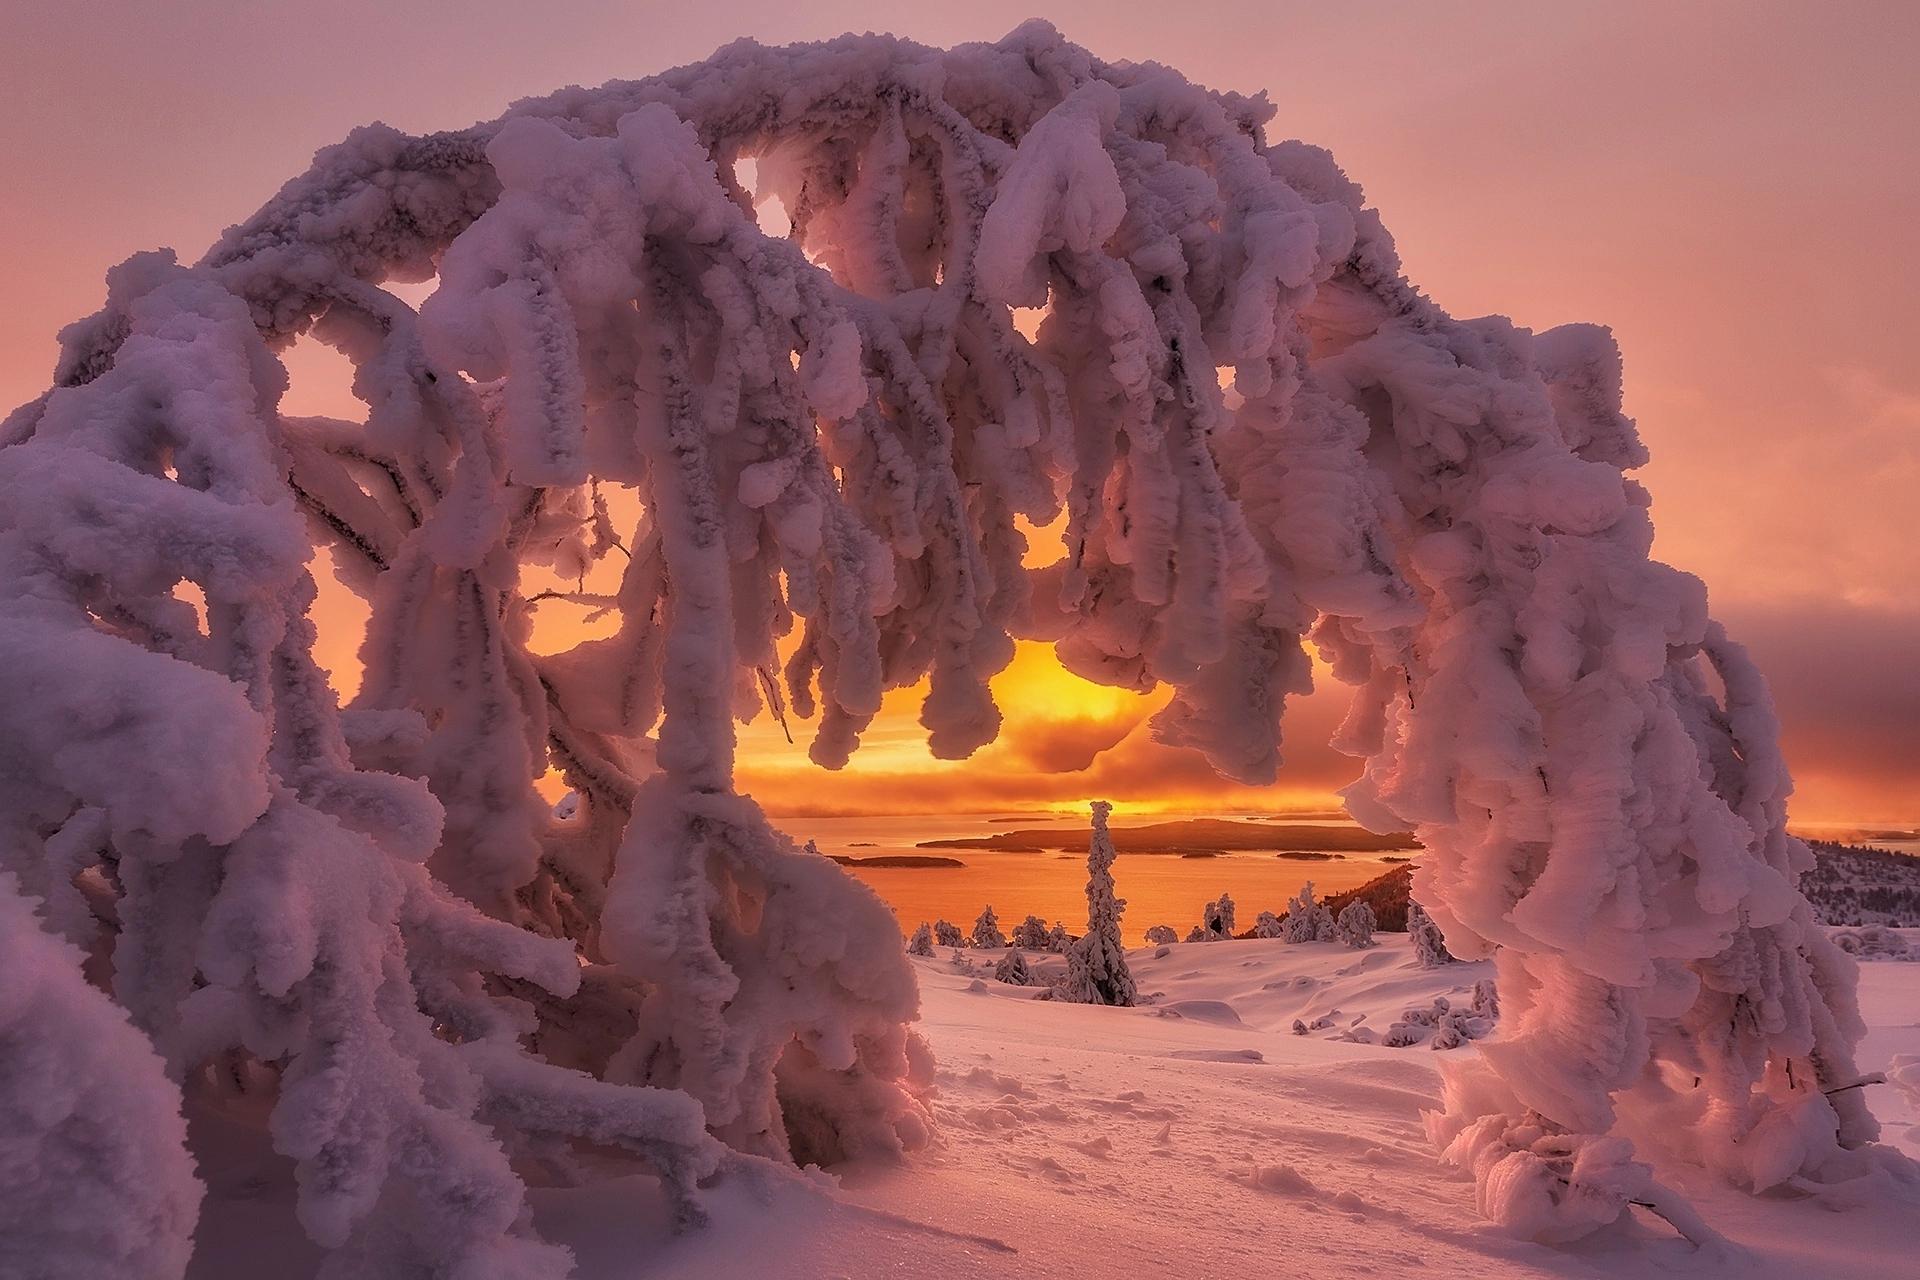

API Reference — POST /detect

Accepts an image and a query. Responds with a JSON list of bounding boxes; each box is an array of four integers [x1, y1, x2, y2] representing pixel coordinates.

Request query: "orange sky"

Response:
[[3, 2, 1915, 822]]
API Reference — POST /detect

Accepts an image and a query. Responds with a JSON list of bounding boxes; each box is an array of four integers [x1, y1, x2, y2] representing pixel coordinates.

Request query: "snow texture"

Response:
[[0, 19, 1895, 1264], [0, 874, 202, 1279]]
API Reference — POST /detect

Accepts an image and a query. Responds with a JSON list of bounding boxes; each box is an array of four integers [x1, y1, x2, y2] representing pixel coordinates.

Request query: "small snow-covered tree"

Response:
[[907, 922, 935, 957], [1280, 883, 1333, 944], [1060, 801, 1137, 1006], [1335, 900, 1376, 948], [1046, 922, 1071, 953], [1198, 892, 1236, 939], [4, 20, 1885, 1258], [1144, 925, 1178, 946], [1252, 910, 1285, 939], [1009, 914, 1052, 950], [1407, 902, 1455, 967], [933, 919, 966, 949], [993, 949, 1035, 986], [971, 905, 1008, 949]]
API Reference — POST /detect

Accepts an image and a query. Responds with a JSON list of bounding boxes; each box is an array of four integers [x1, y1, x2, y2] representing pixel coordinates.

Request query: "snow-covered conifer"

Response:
[[993, 949, 1035, 986], [1407, 902, 1455, 967], [907, 922, 935, 957], [1010, 914, 1052, 950], [1280, 883, 1333, 944], [1144, 925, 1178, 946], [1060, 801, 1137, 1006], [934, 920, 966, 949], [971, 906, 1008, 949], [1046, 922, 1071, 953], [1335, 900, 1376, 948], [1253, 911, 1285, 939]]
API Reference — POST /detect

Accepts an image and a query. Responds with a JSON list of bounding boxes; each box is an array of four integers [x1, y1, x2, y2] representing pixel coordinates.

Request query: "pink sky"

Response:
[[3, 1, 1914, 821]]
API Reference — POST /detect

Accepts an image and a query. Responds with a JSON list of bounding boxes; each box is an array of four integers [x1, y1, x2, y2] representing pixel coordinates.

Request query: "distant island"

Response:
[[919, 818, 1416, 855], [830, 854, 965, 869]]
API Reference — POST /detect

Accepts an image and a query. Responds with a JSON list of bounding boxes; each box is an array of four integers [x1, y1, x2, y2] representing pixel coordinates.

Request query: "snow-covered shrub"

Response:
[[1144, 925, 1178, 946], [1280, 883, 1334, 944], [1829, 925, 1913, 961], [907, 922, 935, 957], [1381, 1022, 1421, 1048], [1046, 922, 1071, 953], [1184, 925, 1208, 943], [1335, 900, 1376, 948], [933, 920, 966, 949], [1060, 802, 1137, 1006], [3, 18, 1878, 1255], [1407, 902, 1455, 967], [971, 906, 1008, 950], [993, 949, 1035, 986], [1010, 914, 1052, 950], [1252, 911, 1285, 939]]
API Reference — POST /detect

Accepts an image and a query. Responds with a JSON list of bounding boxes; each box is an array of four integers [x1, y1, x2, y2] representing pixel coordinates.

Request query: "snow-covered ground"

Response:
[[188, 934, 1920, 1279]]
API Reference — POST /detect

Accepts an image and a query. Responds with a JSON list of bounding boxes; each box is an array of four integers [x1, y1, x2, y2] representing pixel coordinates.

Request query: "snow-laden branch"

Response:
[[1, 19, 1895, 1273]]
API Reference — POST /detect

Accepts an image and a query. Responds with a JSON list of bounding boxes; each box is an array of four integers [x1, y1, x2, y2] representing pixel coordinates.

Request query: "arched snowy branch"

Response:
[[1, 20, 1896, 1273]]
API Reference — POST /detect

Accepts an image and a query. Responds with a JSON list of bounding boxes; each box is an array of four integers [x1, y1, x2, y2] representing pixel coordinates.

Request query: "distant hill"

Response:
[[920, 818, 1416, 855], [1227, 864, 1414, 937], [1253, 841, 1920, 937], [1323, 865, 1414, 932], [1800, 840, 1920, 926]]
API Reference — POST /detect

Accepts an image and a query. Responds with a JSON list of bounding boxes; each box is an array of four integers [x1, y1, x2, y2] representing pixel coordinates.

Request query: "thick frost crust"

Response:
[[0, 20, 1895, 1270]]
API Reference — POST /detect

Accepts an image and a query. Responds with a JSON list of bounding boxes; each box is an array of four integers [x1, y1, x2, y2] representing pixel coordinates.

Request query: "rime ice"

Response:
[[0, 19, 1900, 1272]]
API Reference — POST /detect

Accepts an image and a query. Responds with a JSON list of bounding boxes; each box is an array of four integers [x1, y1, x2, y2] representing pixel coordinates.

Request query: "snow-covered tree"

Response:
[[1009, 914, 1052, 950], [993, 949, 1035, 986], [1144, 925, 1178, 946], [1335, 900, 1376, 948], [1060, 801, 1136, 1006], [1252, 910, 1285, 939], [971, 906, 1008, 949], [1195, 892, 1236, 940], [907, 922, 935, 957], [3, 20, 1883, 1259], [933, 920, 966, 949], [1407, 902, 1455, 967], [1280, 883, 1334, 944], [1046, 922, 1071, 953]]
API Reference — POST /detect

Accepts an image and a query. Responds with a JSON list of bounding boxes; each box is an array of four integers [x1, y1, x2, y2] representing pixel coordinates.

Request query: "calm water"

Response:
[[779, 812, 1412, 939], [775, 813, 1920, 940]]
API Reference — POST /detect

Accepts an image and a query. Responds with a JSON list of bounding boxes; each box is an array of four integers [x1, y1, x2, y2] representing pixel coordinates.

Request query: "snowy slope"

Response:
[[189, 934, 1920, 1279]]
